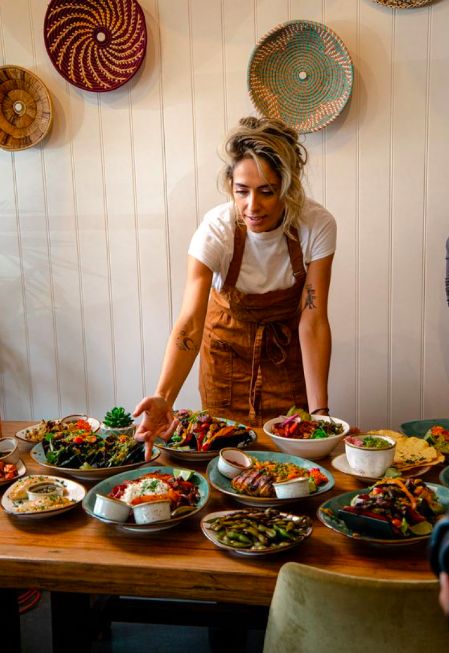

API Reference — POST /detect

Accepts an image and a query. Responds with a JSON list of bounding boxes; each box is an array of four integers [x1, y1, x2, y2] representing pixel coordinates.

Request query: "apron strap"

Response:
[[286, 228, 305, 280], [223, 222, 246, 289]]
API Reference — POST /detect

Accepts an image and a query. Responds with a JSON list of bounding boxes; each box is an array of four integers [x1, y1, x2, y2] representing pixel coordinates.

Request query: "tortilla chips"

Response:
[[365, 429, 445, 470]]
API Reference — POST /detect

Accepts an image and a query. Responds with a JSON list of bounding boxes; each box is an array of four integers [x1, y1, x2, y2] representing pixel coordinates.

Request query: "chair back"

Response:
[[263, 562, 449, 653]]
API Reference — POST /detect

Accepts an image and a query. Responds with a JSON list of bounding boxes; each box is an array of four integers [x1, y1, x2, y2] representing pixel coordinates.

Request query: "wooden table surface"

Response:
[[0, 421, 438, 608]]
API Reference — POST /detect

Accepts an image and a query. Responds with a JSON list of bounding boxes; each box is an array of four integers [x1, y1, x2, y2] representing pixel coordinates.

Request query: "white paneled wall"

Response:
[[0, 0, 448, 428]]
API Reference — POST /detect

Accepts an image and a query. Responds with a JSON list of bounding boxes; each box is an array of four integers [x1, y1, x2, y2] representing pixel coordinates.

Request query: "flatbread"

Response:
[[365, 430, 444, 470]]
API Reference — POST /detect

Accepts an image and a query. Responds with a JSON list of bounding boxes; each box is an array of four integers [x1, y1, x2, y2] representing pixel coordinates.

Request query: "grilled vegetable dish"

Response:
[[166, 409, 255, 452], [41, 420, 144, 469], [340, 478, 445, 537], [204, 508, 312, 551], [231, 459, 328, 498]]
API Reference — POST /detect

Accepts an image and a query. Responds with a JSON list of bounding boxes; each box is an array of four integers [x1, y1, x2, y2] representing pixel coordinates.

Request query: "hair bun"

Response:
[[239, 116, 261, 129]]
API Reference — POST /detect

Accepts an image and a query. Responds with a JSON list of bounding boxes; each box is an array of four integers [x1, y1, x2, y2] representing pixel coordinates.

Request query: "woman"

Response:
[[134, 117, 336, 459]]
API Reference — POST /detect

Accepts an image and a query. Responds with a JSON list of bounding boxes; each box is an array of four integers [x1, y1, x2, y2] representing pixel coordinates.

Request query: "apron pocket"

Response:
[[200, 338, 232, 409]]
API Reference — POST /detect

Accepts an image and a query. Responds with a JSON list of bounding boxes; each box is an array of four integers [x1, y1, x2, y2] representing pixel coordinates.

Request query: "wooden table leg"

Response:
[[50, 592, 91, 653], [0, 589, 21, 653]]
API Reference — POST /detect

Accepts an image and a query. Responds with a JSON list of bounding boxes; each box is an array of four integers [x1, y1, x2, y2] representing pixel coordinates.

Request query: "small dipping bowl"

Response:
[[0, 437, 20, 464], [132, 500, 171, 525], [93, 494, 131, 522], [217, 447, 253, 479], [273, 476, 310, 499], [27, 481, 64, 501], [345, 434, 396, 477]]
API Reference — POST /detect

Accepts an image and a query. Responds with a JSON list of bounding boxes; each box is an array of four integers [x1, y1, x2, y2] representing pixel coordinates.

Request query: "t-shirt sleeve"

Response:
[[188, 206, 233, 273], [301, 200, 337, 265]]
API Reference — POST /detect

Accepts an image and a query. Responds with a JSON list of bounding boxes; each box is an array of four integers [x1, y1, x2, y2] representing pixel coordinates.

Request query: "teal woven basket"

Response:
[[248, 20, 353, 134]]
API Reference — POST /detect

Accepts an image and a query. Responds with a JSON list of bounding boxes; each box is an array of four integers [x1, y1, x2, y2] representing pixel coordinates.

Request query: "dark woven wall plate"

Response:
[[44, 0, 147, 93], [248, 20, 353, 134], [372, 0, 432, 7], [0, 65, 53, 151]]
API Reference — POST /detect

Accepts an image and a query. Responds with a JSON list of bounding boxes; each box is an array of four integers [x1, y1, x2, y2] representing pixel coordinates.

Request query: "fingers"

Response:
[[133, 397, 151, 418], [144, 438, 154, 462]]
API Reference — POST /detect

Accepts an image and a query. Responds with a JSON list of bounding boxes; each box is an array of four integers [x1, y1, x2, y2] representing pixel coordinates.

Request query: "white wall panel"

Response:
[[0, 0, 447, 427], [390, 9, 430, 427]]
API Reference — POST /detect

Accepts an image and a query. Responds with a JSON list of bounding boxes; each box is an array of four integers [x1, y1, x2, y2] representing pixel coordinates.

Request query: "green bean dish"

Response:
[[201, 508, 312, 556]]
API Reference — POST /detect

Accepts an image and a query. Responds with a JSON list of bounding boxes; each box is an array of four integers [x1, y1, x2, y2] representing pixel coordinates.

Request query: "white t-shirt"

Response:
[[188, 197, 336, 294]]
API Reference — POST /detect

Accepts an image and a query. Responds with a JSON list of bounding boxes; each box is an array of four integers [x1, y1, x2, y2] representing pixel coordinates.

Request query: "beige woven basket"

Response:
[[0, 65, 53, 152], [372, 0, 432, 8]]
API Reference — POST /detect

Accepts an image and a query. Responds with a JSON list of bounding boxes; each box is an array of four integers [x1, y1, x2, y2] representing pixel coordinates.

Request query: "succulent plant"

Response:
[[102, 406, 133, 428]]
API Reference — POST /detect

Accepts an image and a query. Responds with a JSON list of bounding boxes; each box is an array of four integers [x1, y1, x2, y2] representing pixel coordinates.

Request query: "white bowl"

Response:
[[0, 437, 20, 464], [132, 500, 171, 525], [344, 435, 396, 477], [93, 494, 130, 522], [61, 414, 101, 432], [217, 448, 253, 479], [273, 477, 310, 499], [263, 415, 350, 460], [27, 481, 64, 501]]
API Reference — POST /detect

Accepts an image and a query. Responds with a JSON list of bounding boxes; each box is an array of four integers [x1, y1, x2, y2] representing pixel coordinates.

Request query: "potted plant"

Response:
[[100, 406, 136, 437]]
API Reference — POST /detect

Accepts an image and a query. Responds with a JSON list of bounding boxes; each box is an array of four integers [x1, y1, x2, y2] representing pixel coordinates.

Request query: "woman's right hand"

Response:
[[133, 396, 175, 461]]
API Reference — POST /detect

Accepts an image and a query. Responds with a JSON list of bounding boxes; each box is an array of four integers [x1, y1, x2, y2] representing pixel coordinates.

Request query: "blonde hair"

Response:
[[219, 116, 307, 233]]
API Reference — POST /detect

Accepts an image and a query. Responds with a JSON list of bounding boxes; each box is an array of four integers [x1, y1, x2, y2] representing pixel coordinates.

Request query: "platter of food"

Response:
[[331, 453, 431, 483], [352, 429, 445, 475], [2, 474, 86, 519], [83, 465, 209, 533], [201, 508, 313, 556], [317, 478, 449, 546], [155, 409, 257, 462], [15, 416, 100, 449], [207, 450, 334, 507], [400, 419, 449, 439], [0, 459, 26, 487], [30, 426, 160, 481]]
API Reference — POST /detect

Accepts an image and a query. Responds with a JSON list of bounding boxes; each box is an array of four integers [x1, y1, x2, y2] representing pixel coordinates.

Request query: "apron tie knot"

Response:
[[249, 321, 292, 421]]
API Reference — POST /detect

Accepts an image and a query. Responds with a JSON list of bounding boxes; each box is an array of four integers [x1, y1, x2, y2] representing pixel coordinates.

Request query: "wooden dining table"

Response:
[[0, 420, 439, 652]]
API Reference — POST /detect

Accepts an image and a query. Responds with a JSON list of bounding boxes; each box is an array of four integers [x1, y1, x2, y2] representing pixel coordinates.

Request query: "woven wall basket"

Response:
[[44, 0, 147, 93], [248, 20, 353, 134], [372, 0, 432, 7], [0, 65, 53, 152]]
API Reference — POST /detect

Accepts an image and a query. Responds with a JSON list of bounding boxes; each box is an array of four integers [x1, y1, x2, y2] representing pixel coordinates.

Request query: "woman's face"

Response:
[[232, 156, 285, 233]]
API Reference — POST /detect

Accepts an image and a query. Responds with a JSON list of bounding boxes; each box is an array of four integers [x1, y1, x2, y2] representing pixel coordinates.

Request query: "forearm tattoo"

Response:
[[176, 330, 199, 353], [304, 284, 317, 310]]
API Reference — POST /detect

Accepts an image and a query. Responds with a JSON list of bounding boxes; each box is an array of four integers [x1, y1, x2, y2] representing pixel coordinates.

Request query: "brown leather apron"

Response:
[[199, 222, 308, 426]]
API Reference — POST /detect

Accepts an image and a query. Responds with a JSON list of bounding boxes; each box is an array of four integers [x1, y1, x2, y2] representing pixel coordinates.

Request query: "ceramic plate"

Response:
[[207, 450, 334, 507], [16, 416, 101, 446], [2, 474, 85, 519], [439, 466, 449, 487], [317, 483, 449, 547], [0, 459, 26, 487], [83, 465, 209, 533], [400, 419, 449, 438], [156, 418, 257, 462], [331, 453, 431, 483], [201, 509, 313, 556], [15, 424, 48, 448], [30, 442, 160, 481]]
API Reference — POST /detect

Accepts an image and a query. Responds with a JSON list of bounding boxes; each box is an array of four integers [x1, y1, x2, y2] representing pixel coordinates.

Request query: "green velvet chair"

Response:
[[263, 562, 449, 653]]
